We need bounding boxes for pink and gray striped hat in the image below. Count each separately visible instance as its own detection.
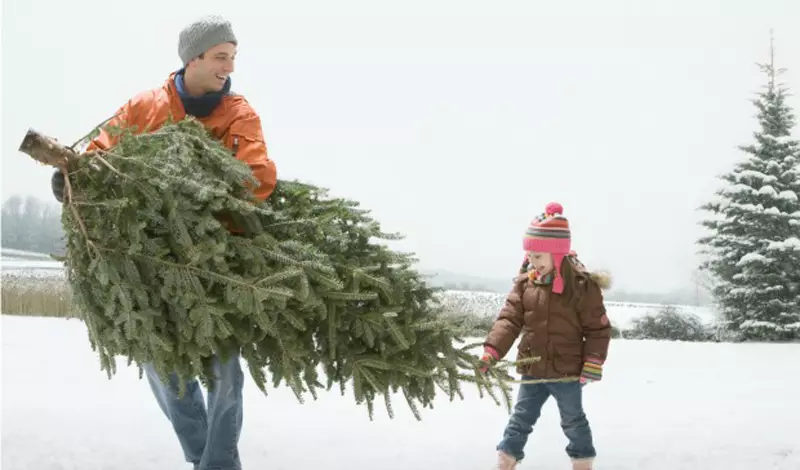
[522,202,571,294]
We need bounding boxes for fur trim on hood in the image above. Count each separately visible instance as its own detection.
[511,268,613,290]
[589,271,612,290]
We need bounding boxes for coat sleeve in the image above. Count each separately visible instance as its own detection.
[483,280,526,359]
[227,113,277,202]
[578,280,611,362]
[84,98,140,152]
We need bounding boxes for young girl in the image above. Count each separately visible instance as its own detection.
[480,202,612,470]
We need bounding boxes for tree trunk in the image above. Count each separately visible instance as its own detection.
[18,129,80,168]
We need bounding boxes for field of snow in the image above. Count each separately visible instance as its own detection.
[1,247,59,260]
[1,255,718,332]
[437,289,717,330]
[2,314,799,470]
[1,249,64,279]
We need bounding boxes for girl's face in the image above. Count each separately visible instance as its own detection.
[527,251,554,275]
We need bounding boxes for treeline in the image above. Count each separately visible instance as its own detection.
[1,195,66,256]
[1,194,711,307]
[438,282,711,307]
[603,288,711,307]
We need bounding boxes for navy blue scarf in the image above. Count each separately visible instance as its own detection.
[174,69,231,118]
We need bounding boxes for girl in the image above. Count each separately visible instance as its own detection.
[481,202,612,470]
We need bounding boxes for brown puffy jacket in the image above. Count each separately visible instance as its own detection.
[484,265,612,378]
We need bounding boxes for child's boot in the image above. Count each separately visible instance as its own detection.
[571,457,594,470]
[494,450,518,470]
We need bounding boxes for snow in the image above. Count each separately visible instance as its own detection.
[740,319,783,329]
[1,260,65,279]
[728,286,756,296]
[439,290,717,330]
[757,185,778,197]
[2,259,64,271]
[736,252,770,266]
[735,169,776,183]
[706,196,730,210]
[1,249,65,279]
[778,190,798,201]
[767,237,800,252]
[0,247,57,260]
[772,135,799,144]
[729,202,761,212]
[721,183,755,195]
[2,315,799,469]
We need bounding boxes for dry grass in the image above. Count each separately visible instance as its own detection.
[0,276,511,337]
[1,274,79,319]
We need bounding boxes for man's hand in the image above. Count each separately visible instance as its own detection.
[51,169,65,203]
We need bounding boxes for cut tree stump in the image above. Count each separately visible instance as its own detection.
[18,128,80,168]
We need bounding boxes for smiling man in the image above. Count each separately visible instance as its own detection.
[49,15,275,470]
[51,15,276,204]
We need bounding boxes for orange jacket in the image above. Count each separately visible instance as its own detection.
[86,72,277,202]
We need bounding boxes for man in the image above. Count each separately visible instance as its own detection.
[50,15,276,470]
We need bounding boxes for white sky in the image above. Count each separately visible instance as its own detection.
[2,0,799,294]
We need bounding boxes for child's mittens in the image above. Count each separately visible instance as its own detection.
[579,355,604,384]
[479,346,500,373]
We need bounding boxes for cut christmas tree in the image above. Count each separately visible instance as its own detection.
[18,119,531,420]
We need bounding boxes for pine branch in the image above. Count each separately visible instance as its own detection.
[17,119,537,419]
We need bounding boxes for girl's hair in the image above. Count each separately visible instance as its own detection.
[558,255,585,309]
[519,254,610,309]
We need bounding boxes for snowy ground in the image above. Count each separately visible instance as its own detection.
[438,289,717,330]
[0,248,59,260]
[0,252,719,330]
[1,249,64,280]
[2,315,798,470]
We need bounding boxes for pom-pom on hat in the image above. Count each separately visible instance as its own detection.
[522,202,571,294]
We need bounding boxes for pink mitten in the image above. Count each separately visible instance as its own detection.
[479,346,500,373]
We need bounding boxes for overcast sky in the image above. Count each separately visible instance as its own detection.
[3,0,799,294]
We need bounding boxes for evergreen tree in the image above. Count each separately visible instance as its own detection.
[17,119,529,421]
[698,39,800,341]
[1,195,65,255]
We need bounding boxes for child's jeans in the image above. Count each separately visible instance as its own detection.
[497,377,596,462]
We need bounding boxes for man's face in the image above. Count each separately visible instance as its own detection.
[186,42,237,93]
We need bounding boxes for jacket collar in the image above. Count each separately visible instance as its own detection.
[167,69,231,118]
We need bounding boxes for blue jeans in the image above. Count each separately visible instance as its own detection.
[144,353,245,470]
[497,377,595,461]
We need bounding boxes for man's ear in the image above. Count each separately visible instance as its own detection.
[185,54,204,69]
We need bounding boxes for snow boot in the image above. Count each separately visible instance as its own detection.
[494,450,518,470]
[571,457,594,470]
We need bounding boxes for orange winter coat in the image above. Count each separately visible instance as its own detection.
[85,72,276,202]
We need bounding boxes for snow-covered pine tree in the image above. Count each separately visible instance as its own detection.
[698,39,800,341]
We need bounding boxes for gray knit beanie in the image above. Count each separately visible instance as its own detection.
[178,15,238,65]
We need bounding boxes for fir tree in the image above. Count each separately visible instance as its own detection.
[698,37,800,341]
[18,119,532,421]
